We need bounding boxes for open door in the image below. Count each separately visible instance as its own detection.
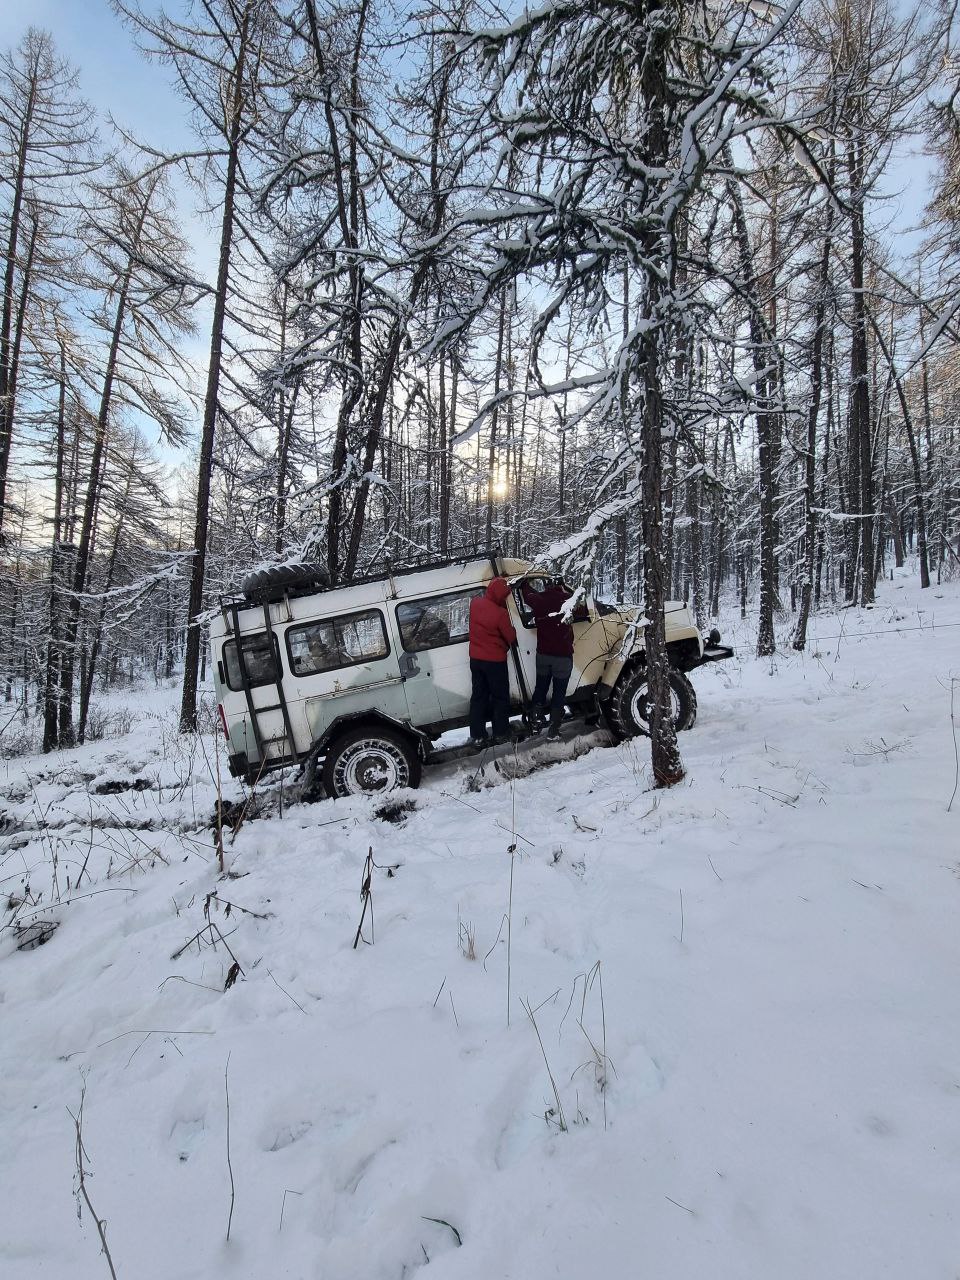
[509,577,616,697]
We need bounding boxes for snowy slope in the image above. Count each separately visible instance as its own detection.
[2,568,959,1280]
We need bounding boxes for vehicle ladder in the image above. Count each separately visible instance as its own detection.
[224,597,301,772]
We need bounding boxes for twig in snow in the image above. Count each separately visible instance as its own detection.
[530,987,561,1015]
[266,969,307,1014]
[170,921,244,981]
[69,1087,119,1280]
[353,847,375,949]
[506,845,515,1028]
[157,975,222,994]
[522,996,567,1132]
[203,890,270,921]
[421,1217,462,1247]
[678,888,684,945]
[495,818,535,847]
[949,678,959,814]
[665,1195,696,1215]
[225,1054,236,1242]
[448,989,460,1028]
[432,976,446,1008]
[214,728,225,874]
[708,856,723,882]
[95,1028,214,1050]
[278,1188,302,1232]
[440,789,481,813]
[482,914,508,969]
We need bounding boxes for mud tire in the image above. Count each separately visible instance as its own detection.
[606,665,697,739]
[670,670,698,731]
[241,563,330,602]
[321,725,422,798]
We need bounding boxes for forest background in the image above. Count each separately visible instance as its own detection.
[2,0,959,783]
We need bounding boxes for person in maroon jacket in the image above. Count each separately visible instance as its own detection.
[520,577,575,739]
[468,577,517,745]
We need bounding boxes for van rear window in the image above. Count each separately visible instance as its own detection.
[223,632,280,691]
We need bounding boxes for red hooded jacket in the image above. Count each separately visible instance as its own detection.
[469,577,517,662]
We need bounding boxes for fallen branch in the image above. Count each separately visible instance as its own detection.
[949,678,959,814]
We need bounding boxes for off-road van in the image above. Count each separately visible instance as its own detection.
[210,549,732,797]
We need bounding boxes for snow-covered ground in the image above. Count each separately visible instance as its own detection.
[2,567,959,1280]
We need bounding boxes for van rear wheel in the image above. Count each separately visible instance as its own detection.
[322,725,422,798]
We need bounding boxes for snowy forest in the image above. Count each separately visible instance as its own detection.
[1,0,959,768]
[5,5,960,1278]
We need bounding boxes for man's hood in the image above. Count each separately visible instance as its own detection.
[486,577,511,605]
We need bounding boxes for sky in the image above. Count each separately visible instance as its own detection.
[0,0,194,154]
[0,1,223,468]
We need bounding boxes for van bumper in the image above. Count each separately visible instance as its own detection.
[227,751,249,780]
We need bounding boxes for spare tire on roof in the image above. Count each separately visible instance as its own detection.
[241,563,331,602]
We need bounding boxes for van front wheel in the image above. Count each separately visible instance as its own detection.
[607,666,696,738]
[322,725,422,798]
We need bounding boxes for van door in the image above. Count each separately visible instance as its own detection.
[282,607,409,745]
[219,629,292,767]
[510,579,612,698]
[393,587,484,727]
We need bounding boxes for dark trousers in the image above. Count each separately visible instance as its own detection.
[532,653,573,714]
[469,658,510,739]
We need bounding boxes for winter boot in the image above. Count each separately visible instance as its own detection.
[545,709,564,741]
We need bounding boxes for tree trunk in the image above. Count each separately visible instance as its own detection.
[0,54,39,538]
[848,139,875,605]
[727,165,777,655]
[42,336,68,752]
[179,5,250,733]
[61,185,154,742]
[638,0,683,788]
[793,197,833,650]
[865,305,930,589]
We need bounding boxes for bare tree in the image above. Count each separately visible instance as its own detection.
[0,28,95,538]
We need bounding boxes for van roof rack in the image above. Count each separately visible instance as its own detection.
[219,545,507,616]
[344,543,504,587]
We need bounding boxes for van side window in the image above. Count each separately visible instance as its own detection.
[223,633,280,691]
[396,589,482,652]
[287,609,389,676]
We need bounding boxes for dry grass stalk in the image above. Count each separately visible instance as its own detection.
[522,996,567,1132]
[69,1087,119,1280]
[225,1054,236,1241]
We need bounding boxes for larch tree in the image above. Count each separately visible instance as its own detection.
[53,162,194,748]
[0,27,96,539]
[432,0,810,785]
[115,0,275,733]
[800,0,932,605]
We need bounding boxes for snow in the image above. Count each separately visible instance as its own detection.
[2,567,959,1279]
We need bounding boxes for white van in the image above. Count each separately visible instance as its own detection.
[210,550,731,797]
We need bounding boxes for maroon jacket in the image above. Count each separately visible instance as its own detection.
[521,581,574,657]
[469,578,517,662]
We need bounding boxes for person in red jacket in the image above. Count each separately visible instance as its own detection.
[468,576,517,745]
[521,577,574,739]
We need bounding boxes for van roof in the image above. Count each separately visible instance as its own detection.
[210,550,533,640]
